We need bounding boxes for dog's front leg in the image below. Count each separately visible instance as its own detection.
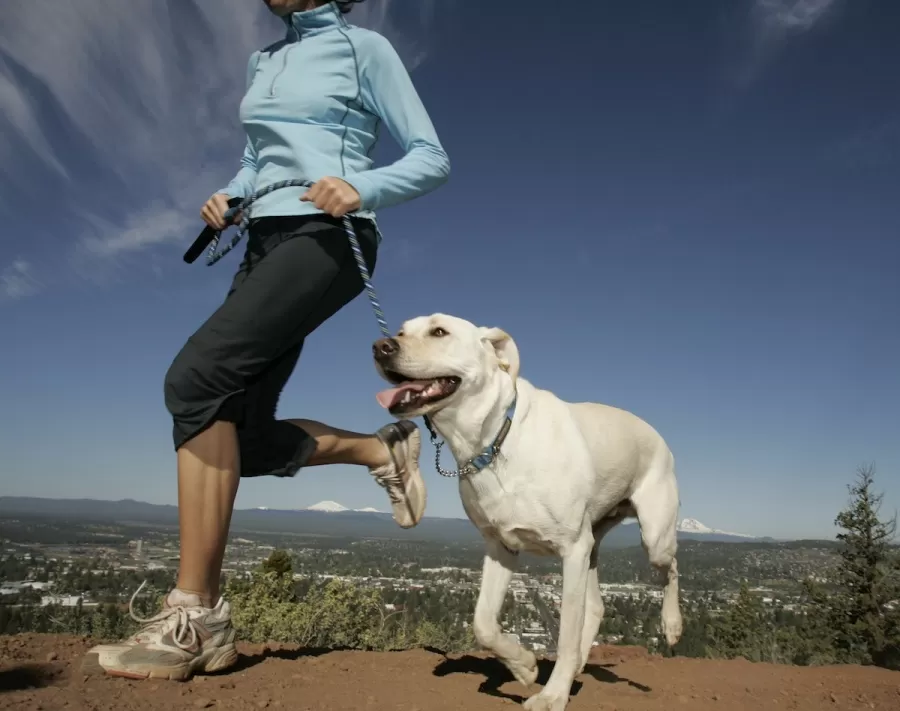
[524,531,592,711]
[473,537,538,687]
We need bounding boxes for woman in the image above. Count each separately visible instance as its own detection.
[86,0,449,681]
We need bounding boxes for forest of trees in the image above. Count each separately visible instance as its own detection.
[1,464,897,669]
[682,465,899,669]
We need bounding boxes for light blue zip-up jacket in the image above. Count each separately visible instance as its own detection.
[219,2,450,223]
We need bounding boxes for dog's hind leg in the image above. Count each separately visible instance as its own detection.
[630,451,683,647]
[473,537,538,687]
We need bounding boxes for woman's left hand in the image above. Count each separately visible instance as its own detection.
[301,177,362,218]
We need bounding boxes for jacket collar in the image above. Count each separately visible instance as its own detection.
[281,2,346,38]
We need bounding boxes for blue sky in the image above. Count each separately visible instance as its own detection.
[1,0,897,539]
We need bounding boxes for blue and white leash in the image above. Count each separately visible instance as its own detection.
[204,178,390,339]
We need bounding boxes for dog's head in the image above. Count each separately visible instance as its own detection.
[372,313,520,418]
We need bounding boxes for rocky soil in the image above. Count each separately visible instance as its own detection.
[1,634,898,710]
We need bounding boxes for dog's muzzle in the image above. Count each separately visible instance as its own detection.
[372,337,399,362]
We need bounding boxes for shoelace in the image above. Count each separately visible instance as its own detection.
[127,581,200,651]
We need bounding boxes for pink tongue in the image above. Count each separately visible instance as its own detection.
[375,381,428,409]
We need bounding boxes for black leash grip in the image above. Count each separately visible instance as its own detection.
[183,197,243,264]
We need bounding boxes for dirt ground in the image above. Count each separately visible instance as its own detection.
[1,634,898,711]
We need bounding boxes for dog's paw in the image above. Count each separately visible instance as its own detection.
[662,612,684,647]
[508,649,538,687]
[523,690,568,711]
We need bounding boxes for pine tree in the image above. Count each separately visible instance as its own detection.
[707,582,770,661]
[671,597,711,658]
[811,464,900,668]
[260,549,294,578]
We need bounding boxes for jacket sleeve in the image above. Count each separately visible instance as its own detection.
[218,51,260,199]
[342,32,450,211]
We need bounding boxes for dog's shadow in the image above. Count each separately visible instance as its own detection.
[221,646,335,675]
[432,652,651,704]
[0,664,60,693]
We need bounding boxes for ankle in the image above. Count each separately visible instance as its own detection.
[292,419,391,468]
[171,586,215,608]
[368,436,392,470]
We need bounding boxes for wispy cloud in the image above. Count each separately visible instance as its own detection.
[754,0,840,32]
[728,0,844,87]
[0,67,69,181]
[0,0,437,287]
[76,203,201,260]
[1,259,41,302]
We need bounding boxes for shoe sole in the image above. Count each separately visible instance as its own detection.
[375,421,425,528]
[82,642,238,681]
[397,426,425,528]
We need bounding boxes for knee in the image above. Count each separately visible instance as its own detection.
[163,349,193,417]
[163,339,227,417]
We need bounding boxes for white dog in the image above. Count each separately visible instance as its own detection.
[373,314,683,711]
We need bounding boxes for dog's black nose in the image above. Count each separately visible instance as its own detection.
[373,337,399,359]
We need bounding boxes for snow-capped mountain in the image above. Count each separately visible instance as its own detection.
[305,501,383,514]
[307,501,349,513]
[619,517,761,542]
[677,518,754,539]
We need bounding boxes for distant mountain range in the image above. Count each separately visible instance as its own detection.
[0,497,774,547]
[285,503,758,539]
[255,501,383,514]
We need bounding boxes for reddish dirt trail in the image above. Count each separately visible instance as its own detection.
[1,634,898,711]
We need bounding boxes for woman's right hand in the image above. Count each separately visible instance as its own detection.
[201,193,240,230]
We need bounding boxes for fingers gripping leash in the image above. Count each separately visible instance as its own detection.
[183,179,389,338]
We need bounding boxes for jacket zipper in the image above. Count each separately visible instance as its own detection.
[269,43,296,97]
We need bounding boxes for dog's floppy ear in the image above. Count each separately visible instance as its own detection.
[479,327,520,382]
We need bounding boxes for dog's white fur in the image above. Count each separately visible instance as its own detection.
[375,314,683,711]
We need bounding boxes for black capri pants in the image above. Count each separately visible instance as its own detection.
[164,214,378,478]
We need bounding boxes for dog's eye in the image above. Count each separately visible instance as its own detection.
[430,327,448,338]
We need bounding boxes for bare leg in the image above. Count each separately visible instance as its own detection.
[86,415,421,679]
[290,418,426,529]
[176,421,240,606]
[289,419,390,469]
[175,419,403,605]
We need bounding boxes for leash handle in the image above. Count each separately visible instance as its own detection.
[182,197,243,264]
